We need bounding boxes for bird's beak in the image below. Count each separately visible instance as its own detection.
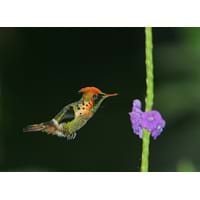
[103,93,118,98]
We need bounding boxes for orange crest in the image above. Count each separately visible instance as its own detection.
[79,87,103,94]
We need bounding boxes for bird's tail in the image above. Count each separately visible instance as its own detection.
[23,123,47,132]
[23,120,59,135]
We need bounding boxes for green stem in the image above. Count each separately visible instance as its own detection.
[141,27,154,172]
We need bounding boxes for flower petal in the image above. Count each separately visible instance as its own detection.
[129,99,166,140]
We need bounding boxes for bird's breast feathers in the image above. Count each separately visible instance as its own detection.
[75,100,94,118]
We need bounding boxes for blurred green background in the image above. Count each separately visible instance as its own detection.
[0,28,199,172]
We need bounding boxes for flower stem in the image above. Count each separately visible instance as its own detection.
[141,27,154,172]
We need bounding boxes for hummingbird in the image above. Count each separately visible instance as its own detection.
[23,86,118,140]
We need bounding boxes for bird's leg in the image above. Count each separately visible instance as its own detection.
[66,133,77,140]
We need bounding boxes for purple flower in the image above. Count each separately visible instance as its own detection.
[129,99,166,139]
[141,111,166,139]
[129,99,143,138]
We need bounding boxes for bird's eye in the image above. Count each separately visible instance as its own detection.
[93,94,98,100]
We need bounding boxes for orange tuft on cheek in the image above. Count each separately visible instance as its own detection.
[88,100,94,108]
[75,100,94,118]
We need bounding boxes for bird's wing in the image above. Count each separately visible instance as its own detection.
[54,104,75,124]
